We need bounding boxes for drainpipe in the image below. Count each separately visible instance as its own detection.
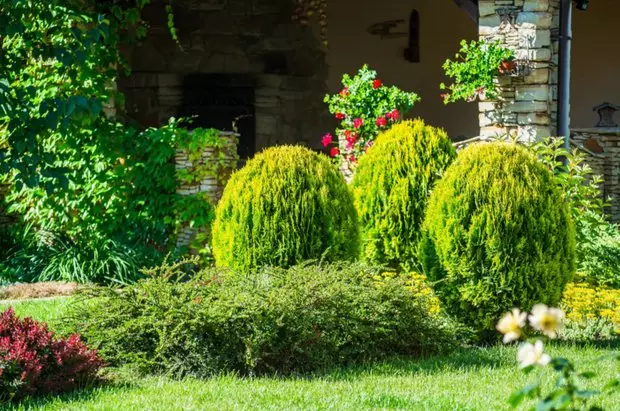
[557,0,572,150]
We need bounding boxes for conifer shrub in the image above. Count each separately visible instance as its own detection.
[419,142,576,334]
[352,120,456,269]
[212,145,358,271]
[67,261,458,377]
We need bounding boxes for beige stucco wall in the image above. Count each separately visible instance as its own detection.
[326,0,478,140]
[572,0,620,128]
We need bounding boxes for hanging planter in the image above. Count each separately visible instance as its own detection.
[499,59,517,74]
[440,39,515,104]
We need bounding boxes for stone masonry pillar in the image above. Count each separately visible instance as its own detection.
[175,131,239,250]
[478,0,561,142]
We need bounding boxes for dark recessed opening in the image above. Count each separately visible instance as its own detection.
[179,74,256,158]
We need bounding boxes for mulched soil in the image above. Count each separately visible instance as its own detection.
[0,282,79,300]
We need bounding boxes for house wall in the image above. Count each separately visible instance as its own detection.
[571,0,620,128]
[325,0,479,140]
[120,0,330,154]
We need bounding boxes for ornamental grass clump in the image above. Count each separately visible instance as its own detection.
[212,145,358,271]
[419,143,576,335]
[352,120,456,270]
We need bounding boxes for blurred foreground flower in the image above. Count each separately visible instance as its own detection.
[517,340,550,368]
[496,308,527,343]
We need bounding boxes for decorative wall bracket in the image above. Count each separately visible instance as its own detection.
[496,7,519,26]
[501,59,532,78]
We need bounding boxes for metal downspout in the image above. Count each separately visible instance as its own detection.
[558,0,573,150]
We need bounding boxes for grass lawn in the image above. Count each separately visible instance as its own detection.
[2,298,618,411]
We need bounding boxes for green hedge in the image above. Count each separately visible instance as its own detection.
[352,120,456,270]
[419,142,576,334]
[68,262,458,377]
[212,145,358,271]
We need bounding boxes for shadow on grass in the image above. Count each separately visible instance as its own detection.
[317,345,512,381]
[4,372,138,410]
[7,342,617,408]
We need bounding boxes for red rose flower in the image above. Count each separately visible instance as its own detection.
[335,112,346,120]
[340,87,350,97]
[376,116,387,127]
[390,109,400,121]
[349,154,356,163]
[372,79,382,89]
[330,147,340,157]
[321,133,333,147]
[353,118,363,129]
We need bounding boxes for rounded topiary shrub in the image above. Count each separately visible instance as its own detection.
[212,145,358,270]
[352,119,456,269]
[419,142,576,333]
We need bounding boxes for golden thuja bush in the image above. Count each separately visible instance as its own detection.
[212,145,358,271]
[561,282,620,329]
[420,143,576,334]
[352,120,456,270]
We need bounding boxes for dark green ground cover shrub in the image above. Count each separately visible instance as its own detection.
[212,146,358,271]
[67,261,458,377]
[420,142,576,335]
[352,120,456,270]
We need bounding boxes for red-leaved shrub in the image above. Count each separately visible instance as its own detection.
[0,307,103,401]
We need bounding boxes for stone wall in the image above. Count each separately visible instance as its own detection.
[175,131,239,249]
[571,127,620,222]
[478,0,560,142]
[120,0,329,155]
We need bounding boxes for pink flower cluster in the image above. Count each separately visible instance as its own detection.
[0,308,104,400]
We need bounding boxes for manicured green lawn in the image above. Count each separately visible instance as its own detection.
[2,298,619,411]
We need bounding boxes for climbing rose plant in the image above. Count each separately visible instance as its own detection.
[322,65,420,167]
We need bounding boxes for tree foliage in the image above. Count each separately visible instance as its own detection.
[0,0,176,189]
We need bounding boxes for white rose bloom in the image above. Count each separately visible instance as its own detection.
[517,340,551,368]
[529,304,565,339]
[496,308,527,343]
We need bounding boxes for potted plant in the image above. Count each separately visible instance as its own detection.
[499,57,517,74]
[321,65,420,174]
[440,39,515,104]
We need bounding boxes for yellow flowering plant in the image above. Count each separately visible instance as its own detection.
[496,305,619,410]
[372,272,441,316]
[561,282,619,329]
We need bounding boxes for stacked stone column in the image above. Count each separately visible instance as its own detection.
[478,0,560,142]
[572,128,620,223]
[175,131,239,249]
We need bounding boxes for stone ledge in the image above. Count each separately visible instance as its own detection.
[572,128,620,136]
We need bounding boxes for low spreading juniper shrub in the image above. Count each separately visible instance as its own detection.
[68,261,458,378]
